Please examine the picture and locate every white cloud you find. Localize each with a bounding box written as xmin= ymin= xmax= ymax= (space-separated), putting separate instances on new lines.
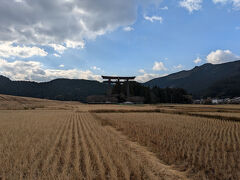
xmin=179 ymin=0 xmax=203 ymax=13
xmin=0 ymin=0 xmax=142 ymax=52
xmin=194 ymin=57 xmax=202 ymax=64
xmin=173 ymin=64 xmax=183 ymax=69
xmin=206 ymin=50 xmax=240 ymax=64
xmin=138 ymin=69 xmax=146 ymax=73
xmin=91 ymin=66 xmax=101 ymax=71
xmin=123 ymin=26 xmax=134 ymax=32
xmin=144 ymin=15 xmax=163 ymax=23
xmin=59 ymin=64 xmax=64 ymax=68
xmin=136 ymin=66 xmax=169 ymax=82
xmin=65 ymin=40 xmax=85 ymax=49
xmin=0 ymin=1 xmax=166 ymax=57
xmin=213 ymin=0 xmax=240 ymax=9
xmin=49 ymin=44 xmax=67 ymax=54
xmin=0 ymin=0 xmax=162 ymax=53
xmin=0 ymin=59 xmax=101 ymax=82
xmin=53 ymin=53 xmax=61 ymax=58
xmin=233 ymin=0 xmax=240 ymax=9
xmin=160 ymin=6 xmax=169 ymax=10
xmin=152 ymin=61 xmax=167 ymax=71
xmin=0 ymin=42 xmax=47 ymax=58
xmin=136 ymin=73 xmax=167 ymax=83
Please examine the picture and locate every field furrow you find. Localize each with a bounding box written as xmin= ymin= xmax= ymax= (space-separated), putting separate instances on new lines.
xmin=43 ymin=113 xmax=72 ymax=177
xmin=58 ymin=114 xmax=74 ymax=177
xmin=66 ymin=114 xmax=78 ymax=177
xmin=80 ymin=114 xmax=108 ymax=180
xmin=77 ymin=113 xmax=95 ymax=179
xmin=3 ymin=95 xmax=240 ymax=180
xmin=0 ymin=110 xmax=187 ymax=180
xmin=81 ymin=114 xmax=119 ymax=180
xmin=29 ymin=116 xmax=67 ymax=177
xmin=95 ymin=112 xmax=240 ymax=179
xmin=75 ymin=114 xmax=87 ymax=179
xmin=82 ymin=113 xmax=186 ymax=180
xmin=36 ymin=116 xmax=68 ymax=174
xmin=55 ymin=114 xmax=73 ymax=175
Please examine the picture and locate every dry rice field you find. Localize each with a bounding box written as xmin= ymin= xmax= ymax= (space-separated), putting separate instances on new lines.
xmin=1 ymin=94 xmax=240 ymax=179
xmin=0 ymin=110 xmax=185 ymax=180
xmin=95 ymin=113 xmax=240 ymax=179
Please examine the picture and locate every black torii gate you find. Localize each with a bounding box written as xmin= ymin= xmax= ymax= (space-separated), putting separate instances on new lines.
xmin=102 ymin=76 xmax=135 ymax=97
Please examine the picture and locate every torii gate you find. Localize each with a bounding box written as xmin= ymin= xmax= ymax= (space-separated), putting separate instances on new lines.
xmin=102 ymin=76 xmax=135 ymax=97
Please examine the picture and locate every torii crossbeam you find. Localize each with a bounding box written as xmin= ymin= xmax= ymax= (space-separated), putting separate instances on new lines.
xmin=102 ymin=76 xmax=136 ymax=97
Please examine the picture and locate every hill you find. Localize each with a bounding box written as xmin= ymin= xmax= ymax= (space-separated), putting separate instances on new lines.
xmin=204 ymin=73 xmax=240 ymax=98
xmin=145 ymin=60 xmax=240 ymax=98
xmin=0 ymin=75 xmax=192 ymax=104
xmin=0 ymin=76 xmax=108 ymax=102
xmin=1 ymin=60 xmax=240 ymax=101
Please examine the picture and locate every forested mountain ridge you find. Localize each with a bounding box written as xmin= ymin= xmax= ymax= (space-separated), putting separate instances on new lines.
xmin=0 ymin=75 xmax=192 ymax=103
xmin=145 ymin=60 xmax=240 ymax=98
xmin=0 ymin=76 xmax=108 ymax=101
xmin=1 ymin=60 xmax=240 ymax=102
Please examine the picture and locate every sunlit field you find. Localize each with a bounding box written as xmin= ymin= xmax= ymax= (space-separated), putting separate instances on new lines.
xmin=95 ymin=113 xmax=240 ymax=179
xmin=1 ymin=94 xmax=240 ymax=179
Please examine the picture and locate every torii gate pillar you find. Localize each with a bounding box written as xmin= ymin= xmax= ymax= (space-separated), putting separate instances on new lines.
xmin=107 ymin=79 xmax=112 ymax=96
xmin=102 ymin=76 xmax=135 ymax=97
xmin=126 ymin=79 xmax=130 ymax=98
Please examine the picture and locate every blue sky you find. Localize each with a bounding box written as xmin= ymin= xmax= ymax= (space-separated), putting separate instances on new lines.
xmin=0 ymin=0 xmax=240 ymax=82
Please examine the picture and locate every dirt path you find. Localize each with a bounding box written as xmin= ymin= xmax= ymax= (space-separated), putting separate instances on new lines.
xmin=74 ymin=112 xmax=188 ymax=180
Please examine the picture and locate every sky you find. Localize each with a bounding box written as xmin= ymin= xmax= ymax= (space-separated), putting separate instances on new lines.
xmin=0 ymin=0 xmax=240 ymax=82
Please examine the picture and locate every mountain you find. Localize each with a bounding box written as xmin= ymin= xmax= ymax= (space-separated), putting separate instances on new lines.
xmin=205 ymin=73 xmax=240 ymax=98
xmin=0 ymin=75 xmax=192 ymax=103
xmin=1 ymin=60 xmax=240 ymax=101
xmin=145 ymin=60 xmax=240 ymax=98
xmin=0 ymin=76 xmax=108 ymax=101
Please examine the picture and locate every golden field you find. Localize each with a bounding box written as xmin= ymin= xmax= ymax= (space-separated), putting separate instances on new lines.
xmin=95 ymin=113 xmax=240 ymax=179
xmin=1 ymin=94 xmax=240 ymax=179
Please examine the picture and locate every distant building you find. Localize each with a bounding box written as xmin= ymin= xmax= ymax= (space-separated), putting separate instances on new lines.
xmin=212 ymin=99 xmax=218 ymax=104
xmin=212 ymin=99 xmax=224 ymax=104
xmin=224 ymin=98 xmax=231 ymax=104
xmin=193 ymin=100 xmax=201 ymax=104
xmin=231 ymin=97 xmax=240 ymax=104
xmin=126 ymin=96 xmax=144 ymax=104
xmin=86 ymin=95 xmax=118 ymax=104
xmin=193 ymin=97 xmax=240 ymax=105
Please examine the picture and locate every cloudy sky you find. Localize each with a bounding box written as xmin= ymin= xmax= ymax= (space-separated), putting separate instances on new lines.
xmin=0 ymin=0 xmax=240 ymax=82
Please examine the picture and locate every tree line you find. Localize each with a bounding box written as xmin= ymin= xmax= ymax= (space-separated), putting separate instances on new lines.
xmin=112 ymin=81 xmax=192 ymax=104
